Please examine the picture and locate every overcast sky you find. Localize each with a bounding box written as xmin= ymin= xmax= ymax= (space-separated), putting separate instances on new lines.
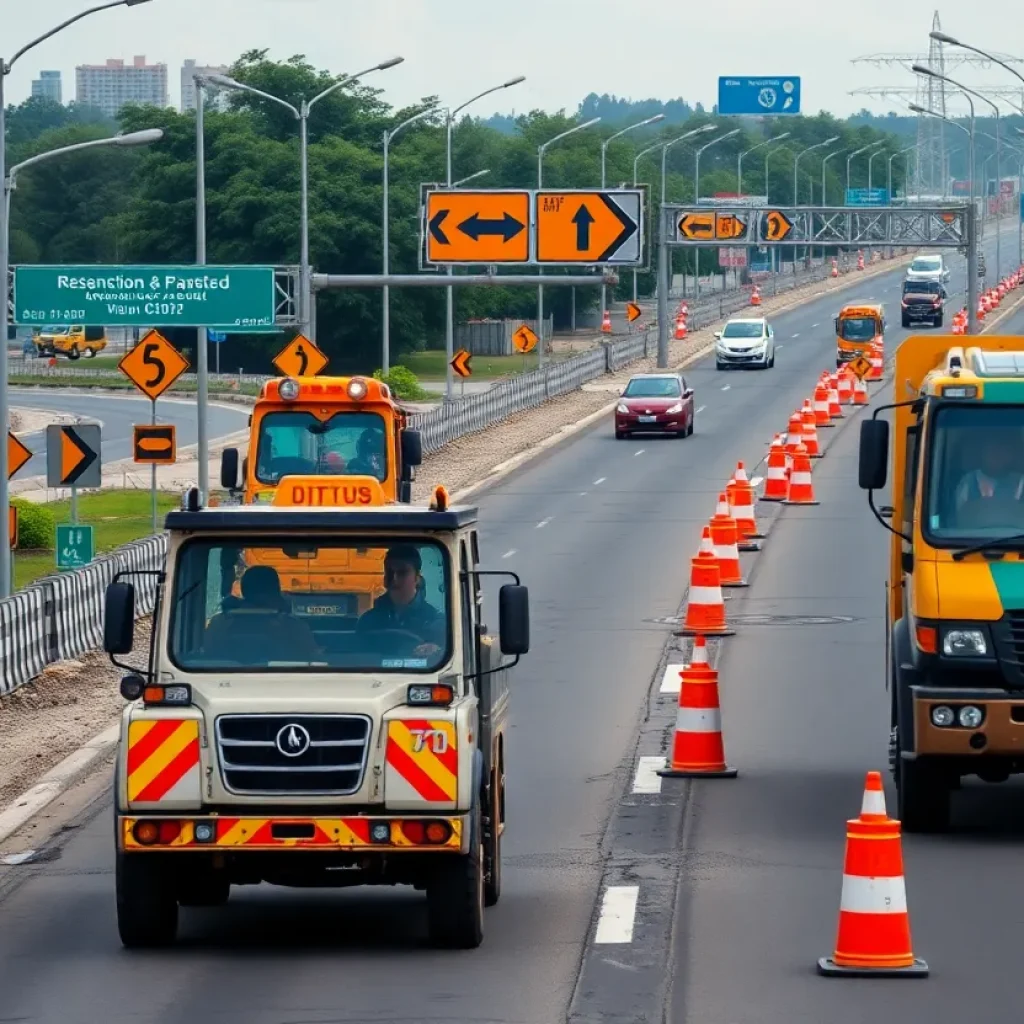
xmin=5 ymin=0 xmax=1024 ymax=119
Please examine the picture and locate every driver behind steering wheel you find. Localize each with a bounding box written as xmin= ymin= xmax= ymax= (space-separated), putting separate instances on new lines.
xmin=355 ymin=544 xmax=444 ymax=657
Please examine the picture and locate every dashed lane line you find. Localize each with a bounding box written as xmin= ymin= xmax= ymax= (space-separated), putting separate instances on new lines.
xmin=594 ymin=885 xmax=640 ymax=944
xmin=631 ymin=757 xmax=665 ymax=795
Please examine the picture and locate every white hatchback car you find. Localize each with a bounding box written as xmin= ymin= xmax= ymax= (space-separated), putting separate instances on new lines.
xmin=714 ymin=317 xmax=775 ymax=370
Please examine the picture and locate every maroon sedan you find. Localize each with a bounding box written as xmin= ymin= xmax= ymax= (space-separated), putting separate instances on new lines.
xmin=614 ymin=372 xmax=695 ymax=439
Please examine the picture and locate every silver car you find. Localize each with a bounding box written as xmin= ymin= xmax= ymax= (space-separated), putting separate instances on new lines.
xmin=906 ymin=254 xmax=950 ymax=284
xmin=714 ymin=318 xmax=776 ymax=370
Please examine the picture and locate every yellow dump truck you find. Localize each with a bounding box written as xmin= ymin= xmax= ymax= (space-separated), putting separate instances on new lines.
xmin=859 ymin=335 xmax=1024 ymax=830
xmin=103 ymin=479 xmax=529 ymax=949
xmin=32 ymin=324 xmax=108 ymax=359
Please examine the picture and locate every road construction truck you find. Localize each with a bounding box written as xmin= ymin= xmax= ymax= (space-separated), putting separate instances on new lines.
xmin=220 ymin=375 xmax=423 ymax=505
xmin=859 ymin=336 xmax=1024 ymax=831
xmin=103 ymin=477 xmax=529 ymax=948
xmin=835 ymin=302 xmax=885 ymax=367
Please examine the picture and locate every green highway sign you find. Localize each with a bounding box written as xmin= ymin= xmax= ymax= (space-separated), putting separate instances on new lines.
xmin=12 ymin=265 xmax=277 ymax=329
xmin=56 ymin=524 xmax=94 ymax=570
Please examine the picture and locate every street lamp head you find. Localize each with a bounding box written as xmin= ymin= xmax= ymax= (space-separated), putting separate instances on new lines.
xmin=580 ymin=117 xmax=601 ymax=129
xmin=700 ymin=123 xmax=717 ymax=133
xmin=643 ymin=114 xmax=666 ymax=126
xmin=377 ymin=57 xmax=404 ymax=70
xmin=909 ymin=103 xmax=926 ymax=115
xmin=114 ymin=128 xmax=164 ymax=146
xmin=930 ymin=30 xmax=958 ymax=45
xmin=504 ymin=76 xmax=527 ymax=88
xmin=772 ymin=131 xmax=792 ymax=141
xmin=206 ymin=73 xmax=242 ymax=90
xmin=123 ymin=0 xmax=156 ymax=5
xmin=912 ymin=63 xmax=938 ymax=79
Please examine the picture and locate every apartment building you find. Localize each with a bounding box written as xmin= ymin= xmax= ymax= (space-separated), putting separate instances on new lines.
xmin=31 ymin=71 xmax=62 ymax=104
xmin=75 ymin=56 xmax=169 ymax=118
xmin=180 ymin=59 xmax=232 ymax=113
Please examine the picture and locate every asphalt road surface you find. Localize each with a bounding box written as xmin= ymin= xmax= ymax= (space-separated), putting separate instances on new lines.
xmin=10 ymin=391 xmax=250 ymax=482
xmin=0 ymin=229 xmax=1016 ymax=1024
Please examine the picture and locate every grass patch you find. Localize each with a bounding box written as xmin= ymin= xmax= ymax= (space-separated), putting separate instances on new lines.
xmin=13 ymin=489 xmax=179 ymax=590
xmin=9 ymin=374 xmax=261 ymax=397
xmin=397 ymin=349 xmax=571 ymax=380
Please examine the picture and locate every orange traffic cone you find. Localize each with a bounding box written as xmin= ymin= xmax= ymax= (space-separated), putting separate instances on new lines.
xmin=675 ymin=312 xmax=687 ymax=339
xmin=785 ymin=445 xmax=819 ymax=505
xmin=750 ymin=284 xmax=762 ymax=306
xmin=852 ymin=373 xmax=869 ymax=405
xmin=709 ymin=501 xmax=748 ymax=587
xmin=784 ymin=411 xmax=805 ymax=457
xmin=818 ymin=772 xmax=928 ymax=977
xmin=836 ymin=370 xmax=853 ymax=405
xmin=761 ymin=436 xmax=789 ymax=502
xmin=601 ymin=309 xmax=612 ymax=334
xmin=813 ymin=384 xmax=833 ymax=428
xmin=726 ymin=462 xmax=764 ymax=545
xmin=867 ymin=343 xmax=884 ymax=382
xmin=831 ymin=258 xmax=838 ymax=278
xmin=800 ymin=400 xmax=821 ymax=458
xmin=675 ymin=542 xmax=734 ymax=637
xmin=856 ymin=250 xmax=865 ymax=270
xmin=827 ymin=374 xmax=844 ymax=419
xmin=658 ymin=638 xmax=737 ymax=779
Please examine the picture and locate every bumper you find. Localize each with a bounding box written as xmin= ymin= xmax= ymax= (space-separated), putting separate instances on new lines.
xmin=119 ymin=814 xmax=466 ymax=853
xmin=716 ymin=348 xmax=767 ymax=366
xmin=615 ymin=415 xmax=684 ymax=432
xmin=836 ymin=348 xmax=869 ymax=364
xmin=911 ymin=686 xmax=1024 ymax=758
xmin=902 ymin=306 xmax=941 ymax=321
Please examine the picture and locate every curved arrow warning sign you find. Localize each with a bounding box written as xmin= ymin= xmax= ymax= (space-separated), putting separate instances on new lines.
xmin=273 ymin=334 xmax=328 ymax=378
xmin=763 ymin=210 xmax=794 ymax=242
xmin=425 ymin=190 xmax=530 ymax=264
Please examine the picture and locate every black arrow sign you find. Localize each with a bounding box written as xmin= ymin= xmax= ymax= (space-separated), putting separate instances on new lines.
xmin=429 ymin=209 xmax=450 ymax=245
xmin=595 ymin=194 xmax=639 ymax=262
xmin=572 ymin=204 xmax=596 ymax=251
xmin=457 ymin=212 xmax=525 ymax=242
xmin=63 ymin=427 xmax=98 ymax=485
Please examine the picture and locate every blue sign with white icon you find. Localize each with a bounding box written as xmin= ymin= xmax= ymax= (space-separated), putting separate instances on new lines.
xmin=718 ymin=77 xmax=801 ymax=116
xmin=207 ymin=330 xmax=227 ymax=343
xmin=845 ymin=188 xmax=889 ymax=207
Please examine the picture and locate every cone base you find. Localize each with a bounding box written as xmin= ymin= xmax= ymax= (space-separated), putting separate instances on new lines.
xmin=817 ymin=957 xmax=928 ymax=978
xmin=721 ymin=579 xmax=749 ymax=588
xmin=759 ymin=495 xmax=786 ymax=503
xmin=784 ymin=499 xmax=821 ymax=506
xmin=738 ymin=537 xmax=764 ymax=549
xmin=674 ymin=626 xmax=735 ymax=637
xmin=658 ymin=765 xmax=738 ymax=779
xmin=818 ymin=422 xmax=837 ymax=428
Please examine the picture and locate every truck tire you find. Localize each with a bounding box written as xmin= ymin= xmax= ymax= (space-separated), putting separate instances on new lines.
xmin=426 ymin=802 xmax=484 ymax=948
xmin=116 ymin=852 xmax=178 ymax=947
xmin=896 ymin=755 xmax=951 ymax=833
xmin=67 ymin=345 xmax=80 ymax=360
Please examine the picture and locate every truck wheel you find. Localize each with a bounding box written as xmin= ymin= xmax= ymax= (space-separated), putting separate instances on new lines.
xmin=67 ymin=345 xmax=80 ymax=360
xmin=84 ymin=347 xmax=97 ymax=358
xmin=427 ymin=803 xmax=484 ymax=948
xmin=178 ymin=869 xmax=231 ymax=907
xmin=116 ymin=852 xmax=178 ymax=947
xmin=896 ymin=748 xmax=951 ymax=833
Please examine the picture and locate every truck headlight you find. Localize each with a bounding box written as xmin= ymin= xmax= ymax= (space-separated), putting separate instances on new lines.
xmin=931 ymin=705 xmax=955 ymax=727
xmin=942 ymin=628 xmax=988 ymax=657
xmin=665 ymin=402 xmax=683 ymax=414
xmin=958 ymin=705 xmax=984 ymax=729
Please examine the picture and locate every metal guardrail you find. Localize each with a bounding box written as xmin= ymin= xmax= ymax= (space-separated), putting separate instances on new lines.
xmin=0 ymin=250 xmax=908 ymax=696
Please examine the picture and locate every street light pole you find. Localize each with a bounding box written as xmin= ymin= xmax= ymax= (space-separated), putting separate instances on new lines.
xmin=822 ymin=148 xmax=843 ymax=206
xmin=738 ymin=132 xmax=791 ymax=197
xmin=846 ymin=140 xmax=884 ymax=195
xmin=444 ymin=77 xmax=525 ymax=399
xmin=382 ymin=105 xmax=438 ymax=376
xmin=210 ymin=56 xmax=404 ymax=341
xmin=868 ymin=148 xmax=885 ymax=191
xmin=633 ymin=140 xmax=664 ymax=305
xmin=599 ymin=114 xmax=664 ymax=319
xmin=693 ymin=129 xmax=740 ymax=300
xmin=0 ymin=0 xmax=157 ymax=598
xmin=537 ymin=117 xmax=601 ymax=366
xmin=195 ymin=79 xmax=210 ymax=506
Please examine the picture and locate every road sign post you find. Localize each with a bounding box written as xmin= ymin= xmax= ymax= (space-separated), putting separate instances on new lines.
xmin=718 ymin=77 xmax=801 ymax=116
xmin=12 ymin=265 xmax=278 ymax=328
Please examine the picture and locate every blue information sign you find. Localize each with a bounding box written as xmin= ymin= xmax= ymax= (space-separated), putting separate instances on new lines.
xmin=207 ymin=330 xmax=227 ymax=343
xmin=845 ymin=188 xmax=889 ymax=207
xmin=718 ymin=77 xmax=801 ymax=116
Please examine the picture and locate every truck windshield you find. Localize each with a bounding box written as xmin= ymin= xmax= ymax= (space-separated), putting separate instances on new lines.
xmin=41 ymin=325 xmax=68 ymax=335
xmin=255 ymin=411 xmax=388 ymax=484
xmin=925 ymin=404 xmax=1024 ymax=542
xmin=169 ymin=537 xmax=451 ymax=672
xmin=839 ymin=317 xmax=878 ymax=341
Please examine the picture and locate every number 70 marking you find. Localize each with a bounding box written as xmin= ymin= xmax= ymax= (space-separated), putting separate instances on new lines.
xmin=409 ymin=728 xmax=449 ymax=754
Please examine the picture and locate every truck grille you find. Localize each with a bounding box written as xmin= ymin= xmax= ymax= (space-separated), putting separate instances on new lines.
xmin=215 ymin=714 xmax=372 ymax=796
xmin=992 ymin=612 xmax=1024 ymax=688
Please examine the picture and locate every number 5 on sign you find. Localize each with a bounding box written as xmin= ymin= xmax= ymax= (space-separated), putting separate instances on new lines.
xmin=118 ymin=329 xmax=190 ymax=400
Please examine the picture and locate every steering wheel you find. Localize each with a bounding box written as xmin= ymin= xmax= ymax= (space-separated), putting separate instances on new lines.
xmin=362 ymin=628 xmax=428 ymax=656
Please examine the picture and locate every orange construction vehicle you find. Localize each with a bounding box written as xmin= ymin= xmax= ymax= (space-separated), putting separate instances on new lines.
xmin=220 ymin=375 xmax=423 ymax=505
xmin=835 ymin=302 xmax=885 ymax=367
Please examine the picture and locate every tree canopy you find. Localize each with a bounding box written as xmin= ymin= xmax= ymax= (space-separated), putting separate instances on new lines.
xmin=5 ymin=54 xmax=927 ymax=374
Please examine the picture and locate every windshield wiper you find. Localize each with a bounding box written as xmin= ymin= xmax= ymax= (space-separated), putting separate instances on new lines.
xmin=952 ymin=533 xmax=1024 ymax=561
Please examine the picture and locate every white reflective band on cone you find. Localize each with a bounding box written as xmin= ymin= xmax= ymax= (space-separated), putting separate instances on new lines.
xmin=688 ymin=586 xmax=723 ymax=604
xmin=791 ymin=472 xmax=812 ymax=484
xmin=676 ymin=707 xmax=722 ymax=732
xmin=861 ymin=789 xmax=887 ymax=817
xmin=713 ymin=544 xmax=739 ymax=560
xmin=838 ymin=874 xmax=908 ymax=914
xmin=691 ymin=645 xmax=709 ymax=665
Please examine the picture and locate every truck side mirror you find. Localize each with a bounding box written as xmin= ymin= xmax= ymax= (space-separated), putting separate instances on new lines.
xmin=859 ymin=419 xmax=889 ymax=490
xmin=104 ymin=582 xmax=136 ymax=654
xmin=402 ymin=429 xmax=423 ymax=468
xmin=498 ymin=584 xmax=530 ymax=656
xmin=221 ymin=447 xmax=240 ymax=489
xmin=834 ymin=318 xmax=840 ymax=333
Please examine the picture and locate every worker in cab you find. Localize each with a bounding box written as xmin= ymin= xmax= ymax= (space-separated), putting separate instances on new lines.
xmin=347 ymin=426 xmax=387 ymax=479
xmin=356 ymin=545 xmax=444 ymax=656
xmin=954 ymin=430 xmax=1024 ymax=526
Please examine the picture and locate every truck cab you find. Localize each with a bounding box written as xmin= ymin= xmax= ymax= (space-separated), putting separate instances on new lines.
xmin=103 ymin=479 xmax=529 ymax=949
xmin=859 ymin=337 xmax=1024 ymax=831
xmin=220 ymin=375 xmax=423 ymax=505
xmin=834 ymin=303 xmax=884 ymax=367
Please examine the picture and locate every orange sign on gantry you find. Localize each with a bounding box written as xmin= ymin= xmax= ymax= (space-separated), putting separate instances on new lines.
xmin=425 ymin=190 xmax=531 ymax=265
xmin=534 ymin=190 xmax=643 ymax=265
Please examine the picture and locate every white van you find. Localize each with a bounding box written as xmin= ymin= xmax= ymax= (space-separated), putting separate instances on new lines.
xmin=906 ymin=254 xmax=949 ymax=284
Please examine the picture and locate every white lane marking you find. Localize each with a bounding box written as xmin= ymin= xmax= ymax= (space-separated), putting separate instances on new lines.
xmin=632 ymin=756 xmax=665 ymax=794
xmin=536 ymin=518 xmax=552 ymax=529
xmin=750 ymin=475 xmax=763 ymax=488
xmin=501 ymin=549 xmax=516 ymax=559
xmin=594 ymin=477 xmax=606 ymax=486
xmin=594 ymin=885 xmax=640 ymax=944
xmin=721 ymin=384 xmax=731 ymax=391
xmin=776 ymin=344 xmax=784 ymax=350
xmin=633 ymin=449 xmax=645 ymax=457
xmin=695 ymin=405 xmax=706 ymax=415
xmin=811 ymin=322 xmax=820 ymax=328
xmin=660 ymin=663 xmax=686 ymax=694
xmin=791 ymin=333 xmax=800 ymax=338
xmin=1 ymin=851 xmax=35 ymax=866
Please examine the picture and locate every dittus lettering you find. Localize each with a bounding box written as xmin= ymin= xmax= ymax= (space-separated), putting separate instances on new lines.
xmin=290 ymin=483 xmax=375 ymax=506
